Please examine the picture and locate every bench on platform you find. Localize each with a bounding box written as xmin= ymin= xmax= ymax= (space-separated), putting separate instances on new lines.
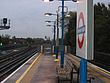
xmin=56 ymin=56 xmax=95 ymax=83
xmin=56 ymin=58 xmax=79 ymax=83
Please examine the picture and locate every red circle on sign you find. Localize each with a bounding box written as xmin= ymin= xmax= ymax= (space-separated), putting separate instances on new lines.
xmin=78 ymin=12 xmax=85 ymax=49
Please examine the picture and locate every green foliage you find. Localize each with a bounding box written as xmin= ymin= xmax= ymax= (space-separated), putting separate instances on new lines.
xmin=0 ymin=34 xmax=45 ymax=46
xmin=64 ymin=11 xmax=77 ymax=53
xmin=26 ymin=37 xmax=34 ymax=44
xmin=94 ymin=3 xmax=110 ymax=52
xmin=64 ymin=11 xmax=76 ymax=48
xmin=0 ymin=34 xmax=10 ymax=45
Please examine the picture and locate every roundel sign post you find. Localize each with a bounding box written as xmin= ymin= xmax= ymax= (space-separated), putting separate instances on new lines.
xmin=76 ymin=0 xmax=94 ymax=83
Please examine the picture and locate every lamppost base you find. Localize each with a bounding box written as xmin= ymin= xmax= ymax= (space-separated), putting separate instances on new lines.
xmin=53 ymin=54 xmax=56 ymax=57
xmin=54 ymin=59 xmax=59 ymax=62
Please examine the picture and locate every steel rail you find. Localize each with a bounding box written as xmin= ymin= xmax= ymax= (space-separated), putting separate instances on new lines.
xmin=0 ymin=47 xmax=38 ymax=81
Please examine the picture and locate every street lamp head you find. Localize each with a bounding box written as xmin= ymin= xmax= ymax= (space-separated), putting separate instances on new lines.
xmin=44 ymin=13 xmax=53 ymax=16
xmin=45 ymin=21 xmax=55 ymax=23
xmin=42 ymin=0 xmax=54 ymax=2
xmin=43 ymin=0 xmax=78 ymax=3
xmin=44 ymin=13 xmax=56 ymax=16
xmin=46 ymin=25 xmax=53 ymax=27
xmin=72 ymin=0 xmax=77 ymax=2
xmin=45 ymin=21 xmax=51 ymax=23
xmin=58 ymin=0 xmax=77 ymax=2
xmin=76 ymin=0 xmax=79 ymax=3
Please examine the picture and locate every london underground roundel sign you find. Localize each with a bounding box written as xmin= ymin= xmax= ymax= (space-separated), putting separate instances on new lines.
xmin=77 ymin=12 xmax=85 ymax=49
xmin=76 ymin=0 xmax=93 ymax=60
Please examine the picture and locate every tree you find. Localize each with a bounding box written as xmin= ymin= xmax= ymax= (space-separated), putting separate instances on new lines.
xmin=64 ymin=11 xmax=76 ymax=53
xmin=26 ymin=37 xmax=34 ymax=44
xmin=0 ymin=34 xmax=10 ymax=45
xmin=94 ymin=3 xmax=110 ymax=52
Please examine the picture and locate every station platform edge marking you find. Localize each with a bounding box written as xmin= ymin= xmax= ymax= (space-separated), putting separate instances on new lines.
xmin=16 ymin=53 xmax=42 ymax=83
xmin=95 ymin=66 xmax=110 ymax=77
xmin=1 ymin=53 xmax=38 ymax=83
xmin=89 ymin=63 xmax=110 ymax=77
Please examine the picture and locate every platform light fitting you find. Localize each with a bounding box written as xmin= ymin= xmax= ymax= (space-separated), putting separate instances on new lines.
xmin=43 ymin=0 xmax=53 ymax=2
xmin=58 ymin=0 xmax=77 ymax=2
xmin=43 ymin=0 xmax=77 ymax=2
xmin=44 ymin=13 xmax=56 ymax=16
xmin=72 ymin=0 xmax=77 ymax=2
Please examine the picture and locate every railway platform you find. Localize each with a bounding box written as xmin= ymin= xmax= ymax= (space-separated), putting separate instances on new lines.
xmin=30 ymin=54 xmax=57 ymax=83
xmin=1 ymin=52 xmax=110 ymax=83
xmin=1 ymin=53 xmax=58 ymax=83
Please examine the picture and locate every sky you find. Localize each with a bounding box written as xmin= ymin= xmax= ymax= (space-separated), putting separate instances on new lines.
xmin=0 ymin=0 xmax=109 ymax=39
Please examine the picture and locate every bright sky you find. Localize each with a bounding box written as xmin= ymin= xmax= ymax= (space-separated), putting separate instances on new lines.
xmin=0 ymin=0 xmax=109 ymax=39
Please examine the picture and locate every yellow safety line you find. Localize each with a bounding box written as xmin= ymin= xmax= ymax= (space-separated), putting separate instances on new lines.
xmin=16 ymin=53 xmax=42 ymax=83
xmin=89 ymin=63 xmax=110 ymax=77
xmin=95 ymin=67 xmax=110 ymax=77
xmin=69 ymin=54 xmax=110 ymax=81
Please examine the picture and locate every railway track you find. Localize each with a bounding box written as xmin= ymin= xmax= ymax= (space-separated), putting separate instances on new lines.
xmin=0 ymin=46 xmax=38 ymax=82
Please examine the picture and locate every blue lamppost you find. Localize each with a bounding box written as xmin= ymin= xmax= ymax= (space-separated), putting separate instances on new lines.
xmin=60 ymin=0 xmax=65 ymax=68
xmin=44 ymin=12 xmax=59 ymax=62
xmin=46 ymin=21 xmax=56 ymax=55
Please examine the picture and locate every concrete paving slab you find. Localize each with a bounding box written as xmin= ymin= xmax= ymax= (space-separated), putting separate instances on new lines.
xmin=30 ymin=55 xmax=58 ymax=83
